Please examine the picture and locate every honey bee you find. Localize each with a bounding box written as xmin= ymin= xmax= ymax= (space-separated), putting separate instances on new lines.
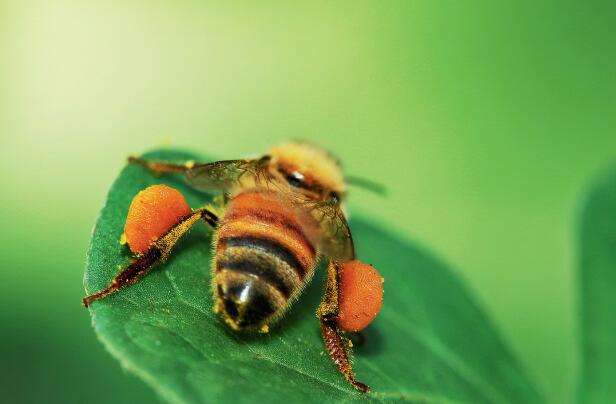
xmin=83 ymin=142 xmax=384 ymax=393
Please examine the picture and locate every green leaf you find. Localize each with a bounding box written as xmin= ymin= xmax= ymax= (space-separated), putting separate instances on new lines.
xmin=577 ymin=168 xmax=616 ymax=404
xmin=84 ymin=149 xmax=542 ymax=403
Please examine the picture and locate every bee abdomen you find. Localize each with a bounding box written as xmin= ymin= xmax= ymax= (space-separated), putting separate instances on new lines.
xmin=215 ymin=269 xmax=282 ymax=329
xmin=213 ymin=190 xmax=318 ymax=329
xmin=216 ymin=237 xmax=303 ymax=298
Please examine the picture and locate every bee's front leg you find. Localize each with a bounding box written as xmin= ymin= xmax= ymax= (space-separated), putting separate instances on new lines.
xmin=128 ymin=155 xmax=194 ymax=175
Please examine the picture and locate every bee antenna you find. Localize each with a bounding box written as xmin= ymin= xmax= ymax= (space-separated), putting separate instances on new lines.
xmin=346 ymin=176 xmax=387 ymax=196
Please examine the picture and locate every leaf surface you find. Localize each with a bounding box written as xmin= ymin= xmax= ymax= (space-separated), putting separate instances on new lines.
xmin=577 ymin=168 xmax=616 ymax=404
xmin=84 ymin=150 xmax=542 ymax=404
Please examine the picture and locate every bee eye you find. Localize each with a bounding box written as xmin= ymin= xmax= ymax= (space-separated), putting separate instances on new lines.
xmin=285 ymin=171 xmax=304 ymax=188
xmin=286 ymin=175 xmax=302 ymax=188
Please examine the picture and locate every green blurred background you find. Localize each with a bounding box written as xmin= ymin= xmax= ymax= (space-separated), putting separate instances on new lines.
xmin=1 ymin=1 xmax=614 ymax=403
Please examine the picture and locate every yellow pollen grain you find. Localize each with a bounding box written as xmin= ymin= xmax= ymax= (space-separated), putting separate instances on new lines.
xmin=259 ymin=324 xmax=270 ymax=334
xmin=225 ymin=317 xmax=240 ymax=331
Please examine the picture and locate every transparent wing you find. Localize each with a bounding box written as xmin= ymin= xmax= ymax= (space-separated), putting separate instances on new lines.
xmin=185 ymin=156 xmax=271 ymax=192
xmin=295 ymin=197 xmax=355 ymax=262
xmin=318 ymin=204 xmax=355 ymax=262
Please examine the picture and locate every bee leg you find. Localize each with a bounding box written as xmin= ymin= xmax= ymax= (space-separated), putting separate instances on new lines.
xmin=128 ymin=156 xmax=192 ymax=174
xmin=317 ymin=261 xmax=370 ymax=393
xmin=82 ymin=208 xmax=218 ymax=307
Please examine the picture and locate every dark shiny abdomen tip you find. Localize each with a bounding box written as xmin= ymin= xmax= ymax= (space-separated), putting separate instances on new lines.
xmin=217 ymin=281 xmax=275 ymax=330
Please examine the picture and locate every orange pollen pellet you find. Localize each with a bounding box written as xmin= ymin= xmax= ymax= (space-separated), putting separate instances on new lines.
xmin=337 ymin=260 xmax=384 ymax=332
xmin=123 ymin=184 xmax=191 ymax=254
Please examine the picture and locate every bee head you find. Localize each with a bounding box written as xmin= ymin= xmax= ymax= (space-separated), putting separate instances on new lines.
xmin=267 ymin=142 xmax=345 ymax=201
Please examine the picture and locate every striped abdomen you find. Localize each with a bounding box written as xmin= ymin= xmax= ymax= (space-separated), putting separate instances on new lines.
xmin=213 ymin=189 xmax=318 ymax=331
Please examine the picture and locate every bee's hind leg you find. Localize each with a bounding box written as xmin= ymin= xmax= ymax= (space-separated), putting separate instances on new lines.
xmin=317 ymin=260 xmax=370 ymax=393
xmin=82 ymin=208 xmax=217 ymax=307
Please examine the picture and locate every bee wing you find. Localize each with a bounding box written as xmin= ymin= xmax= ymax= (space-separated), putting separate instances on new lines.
xmin=295 ymin=197 xmax=355 ymax=262
xmin=185 ymin=157 xmax=271 ymax=192
xmin=319 ymin=205 xmax=355 ymax=262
